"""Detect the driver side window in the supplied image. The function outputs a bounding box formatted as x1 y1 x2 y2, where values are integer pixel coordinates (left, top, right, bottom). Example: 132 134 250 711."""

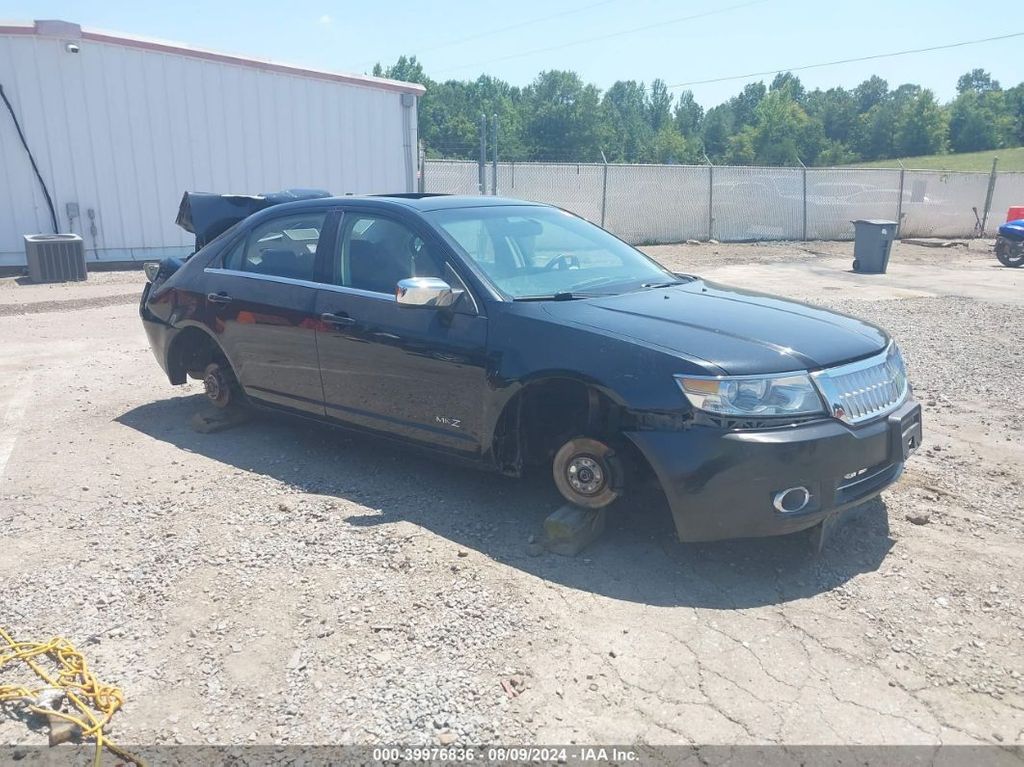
336 215 442 294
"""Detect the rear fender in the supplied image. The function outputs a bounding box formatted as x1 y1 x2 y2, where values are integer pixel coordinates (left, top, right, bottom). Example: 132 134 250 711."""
163 321 236 386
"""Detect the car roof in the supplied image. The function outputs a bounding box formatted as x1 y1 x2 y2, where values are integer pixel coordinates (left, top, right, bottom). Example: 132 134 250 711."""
366 194 548 211
337 194 548 212
234 194 551 226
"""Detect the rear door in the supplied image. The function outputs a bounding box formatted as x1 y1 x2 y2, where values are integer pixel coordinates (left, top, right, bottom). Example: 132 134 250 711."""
313 209 489 454
202 209 333 416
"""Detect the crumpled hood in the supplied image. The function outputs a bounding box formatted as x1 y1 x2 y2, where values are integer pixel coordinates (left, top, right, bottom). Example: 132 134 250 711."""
542 280 888 375
175 188 331 248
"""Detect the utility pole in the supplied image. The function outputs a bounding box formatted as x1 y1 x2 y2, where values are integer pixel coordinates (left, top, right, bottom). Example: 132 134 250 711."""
491 114 498 195
478 113 487 195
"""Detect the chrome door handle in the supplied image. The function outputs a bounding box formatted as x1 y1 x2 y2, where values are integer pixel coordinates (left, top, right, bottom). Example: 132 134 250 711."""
321 312 356 327
207 292 232 305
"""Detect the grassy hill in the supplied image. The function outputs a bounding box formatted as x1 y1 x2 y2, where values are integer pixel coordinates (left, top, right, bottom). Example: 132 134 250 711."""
852 146 1024 172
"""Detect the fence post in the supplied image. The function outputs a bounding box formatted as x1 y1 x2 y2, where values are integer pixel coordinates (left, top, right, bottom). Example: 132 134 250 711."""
895 160 905 238
703 153 714 241
600 150 609 228
981 157 999 236
478 113 487 195
491 114 498 195
417 139 425 193
798 158 807 241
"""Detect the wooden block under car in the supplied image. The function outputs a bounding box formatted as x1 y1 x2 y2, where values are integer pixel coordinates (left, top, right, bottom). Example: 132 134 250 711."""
543 504 607 556
190 407 251 434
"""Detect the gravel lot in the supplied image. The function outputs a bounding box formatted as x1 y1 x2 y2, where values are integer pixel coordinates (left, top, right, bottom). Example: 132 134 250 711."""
1 240 1022 751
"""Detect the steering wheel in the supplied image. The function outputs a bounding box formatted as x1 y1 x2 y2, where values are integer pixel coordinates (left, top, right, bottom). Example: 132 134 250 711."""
544 253 580 271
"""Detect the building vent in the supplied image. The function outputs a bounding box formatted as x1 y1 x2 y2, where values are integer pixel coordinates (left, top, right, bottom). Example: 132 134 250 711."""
24 234 87 283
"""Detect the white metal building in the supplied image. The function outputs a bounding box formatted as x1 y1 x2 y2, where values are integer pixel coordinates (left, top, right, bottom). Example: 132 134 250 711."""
0 19 424 267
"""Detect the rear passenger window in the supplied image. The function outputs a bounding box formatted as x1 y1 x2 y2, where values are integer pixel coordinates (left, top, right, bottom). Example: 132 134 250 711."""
241 212 326 281
221 238 245 270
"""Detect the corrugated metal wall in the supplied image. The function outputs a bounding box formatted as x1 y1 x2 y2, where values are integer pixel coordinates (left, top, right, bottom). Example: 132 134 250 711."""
0 28 418 266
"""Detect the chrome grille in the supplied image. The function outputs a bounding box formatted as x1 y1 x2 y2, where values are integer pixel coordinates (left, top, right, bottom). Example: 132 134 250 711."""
812 343 909 425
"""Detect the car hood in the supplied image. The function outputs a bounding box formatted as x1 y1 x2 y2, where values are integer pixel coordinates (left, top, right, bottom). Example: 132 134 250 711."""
541 280 888 375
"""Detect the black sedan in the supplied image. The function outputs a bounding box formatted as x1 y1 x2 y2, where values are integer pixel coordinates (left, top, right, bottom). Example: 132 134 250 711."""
140 193 922 542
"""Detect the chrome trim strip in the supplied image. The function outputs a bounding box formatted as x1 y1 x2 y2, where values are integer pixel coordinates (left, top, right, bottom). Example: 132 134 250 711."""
772 486 811 513
812 343 895 378
837 463 895 491
203 267 395 302
810 341 908 425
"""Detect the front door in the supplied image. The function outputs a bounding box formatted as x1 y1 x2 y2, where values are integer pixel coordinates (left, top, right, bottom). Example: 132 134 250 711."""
314 211 489 454
202 209 331 416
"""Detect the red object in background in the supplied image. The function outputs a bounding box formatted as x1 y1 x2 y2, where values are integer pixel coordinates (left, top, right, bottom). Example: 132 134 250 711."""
1007 206 1024 222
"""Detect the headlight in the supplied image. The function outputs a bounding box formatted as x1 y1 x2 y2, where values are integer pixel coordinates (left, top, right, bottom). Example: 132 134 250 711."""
675 372 826 418
143 262 161 283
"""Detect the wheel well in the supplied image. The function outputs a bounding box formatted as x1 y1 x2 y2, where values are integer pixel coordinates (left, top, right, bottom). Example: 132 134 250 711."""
492 378 627 476
166 327 224 385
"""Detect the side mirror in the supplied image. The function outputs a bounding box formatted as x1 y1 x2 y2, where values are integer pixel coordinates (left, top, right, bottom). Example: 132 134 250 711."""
395 277 461 308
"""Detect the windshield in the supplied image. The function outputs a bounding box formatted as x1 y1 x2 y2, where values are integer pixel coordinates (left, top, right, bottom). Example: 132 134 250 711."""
425 206 678 299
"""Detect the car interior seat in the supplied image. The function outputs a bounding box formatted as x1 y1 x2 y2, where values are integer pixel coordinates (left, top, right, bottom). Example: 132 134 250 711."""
254 248 310 280
349 238 411 294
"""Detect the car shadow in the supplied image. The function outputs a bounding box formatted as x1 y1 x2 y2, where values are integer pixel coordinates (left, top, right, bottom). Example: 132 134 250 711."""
116 396 894 608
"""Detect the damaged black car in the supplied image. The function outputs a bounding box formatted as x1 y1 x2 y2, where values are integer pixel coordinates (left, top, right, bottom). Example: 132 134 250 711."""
140 193 922 542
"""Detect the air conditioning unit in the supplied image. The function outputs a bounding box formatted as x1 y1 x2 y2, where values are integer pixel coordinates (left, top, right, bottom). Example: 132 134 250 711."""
24 234 87 283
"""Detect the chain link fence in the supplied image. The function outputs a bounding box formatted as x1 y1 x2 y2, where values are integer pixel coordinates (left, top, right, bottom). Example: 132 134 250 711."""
425 159 1024 244
495 162 605 223
605 164 710 244
423 160 481 196
900 171 992 238
806 168 902 240
989 172 1024 230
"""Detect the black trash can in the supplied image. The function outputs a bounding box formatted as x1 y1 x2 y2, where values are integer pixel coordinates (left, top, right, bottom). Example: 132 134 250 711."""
851 219 897 274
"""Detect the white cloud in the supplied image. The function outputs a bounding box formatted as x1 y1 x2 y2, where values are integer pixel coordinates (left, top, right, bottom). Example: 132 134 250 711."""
318 14 333 25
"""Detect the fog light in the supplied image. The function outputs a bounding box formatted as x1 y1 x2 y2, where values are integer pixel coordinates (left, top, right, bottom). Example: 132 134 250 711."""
773 486 811 513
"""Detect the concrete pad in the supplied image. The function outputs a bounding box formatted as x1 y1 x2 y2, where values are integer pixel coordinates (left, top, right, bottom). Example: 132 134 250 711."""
701 256 1024 305
543 504 607 557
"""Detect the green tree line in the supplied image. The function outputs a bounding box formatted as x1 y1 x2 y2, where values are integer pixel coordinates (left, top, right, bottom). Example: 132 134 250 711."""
373 58 1024 166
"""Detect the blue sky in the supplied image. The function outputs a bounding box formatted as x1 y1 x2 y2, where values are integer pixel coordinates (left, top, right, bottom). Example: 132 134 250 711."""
2 0 1021 107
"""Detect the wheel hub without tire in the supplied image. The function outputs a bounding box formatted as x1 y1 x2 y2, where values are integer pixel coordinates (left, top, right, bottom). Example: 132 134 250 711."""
566 455 605 496
204 372 223 401
202 362 234 408
552 436 622 509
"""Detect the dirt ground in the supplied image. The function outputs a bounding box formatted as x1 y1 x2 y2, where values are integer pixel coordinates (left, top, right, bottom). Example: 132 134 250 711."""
1 240 1022 751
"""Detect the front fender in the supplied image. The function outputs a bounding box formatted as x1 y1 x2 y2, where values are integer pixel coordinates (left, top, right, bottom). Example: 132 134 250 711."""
480 305 701 459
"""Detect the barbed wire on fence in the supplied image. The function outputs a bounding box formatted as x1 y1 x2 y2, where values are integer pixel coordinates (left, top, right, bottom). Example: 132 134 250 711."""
422 158 1021 244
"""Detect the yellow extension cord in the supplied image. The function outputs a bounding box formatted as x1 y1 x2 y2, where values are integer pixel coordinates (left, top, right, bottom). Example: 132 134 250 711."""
0 627 144 766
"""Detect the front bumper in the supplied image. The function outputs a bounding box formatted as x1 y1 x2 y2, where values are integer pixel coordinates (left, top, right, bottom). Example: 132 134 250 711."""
626 398 922 542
